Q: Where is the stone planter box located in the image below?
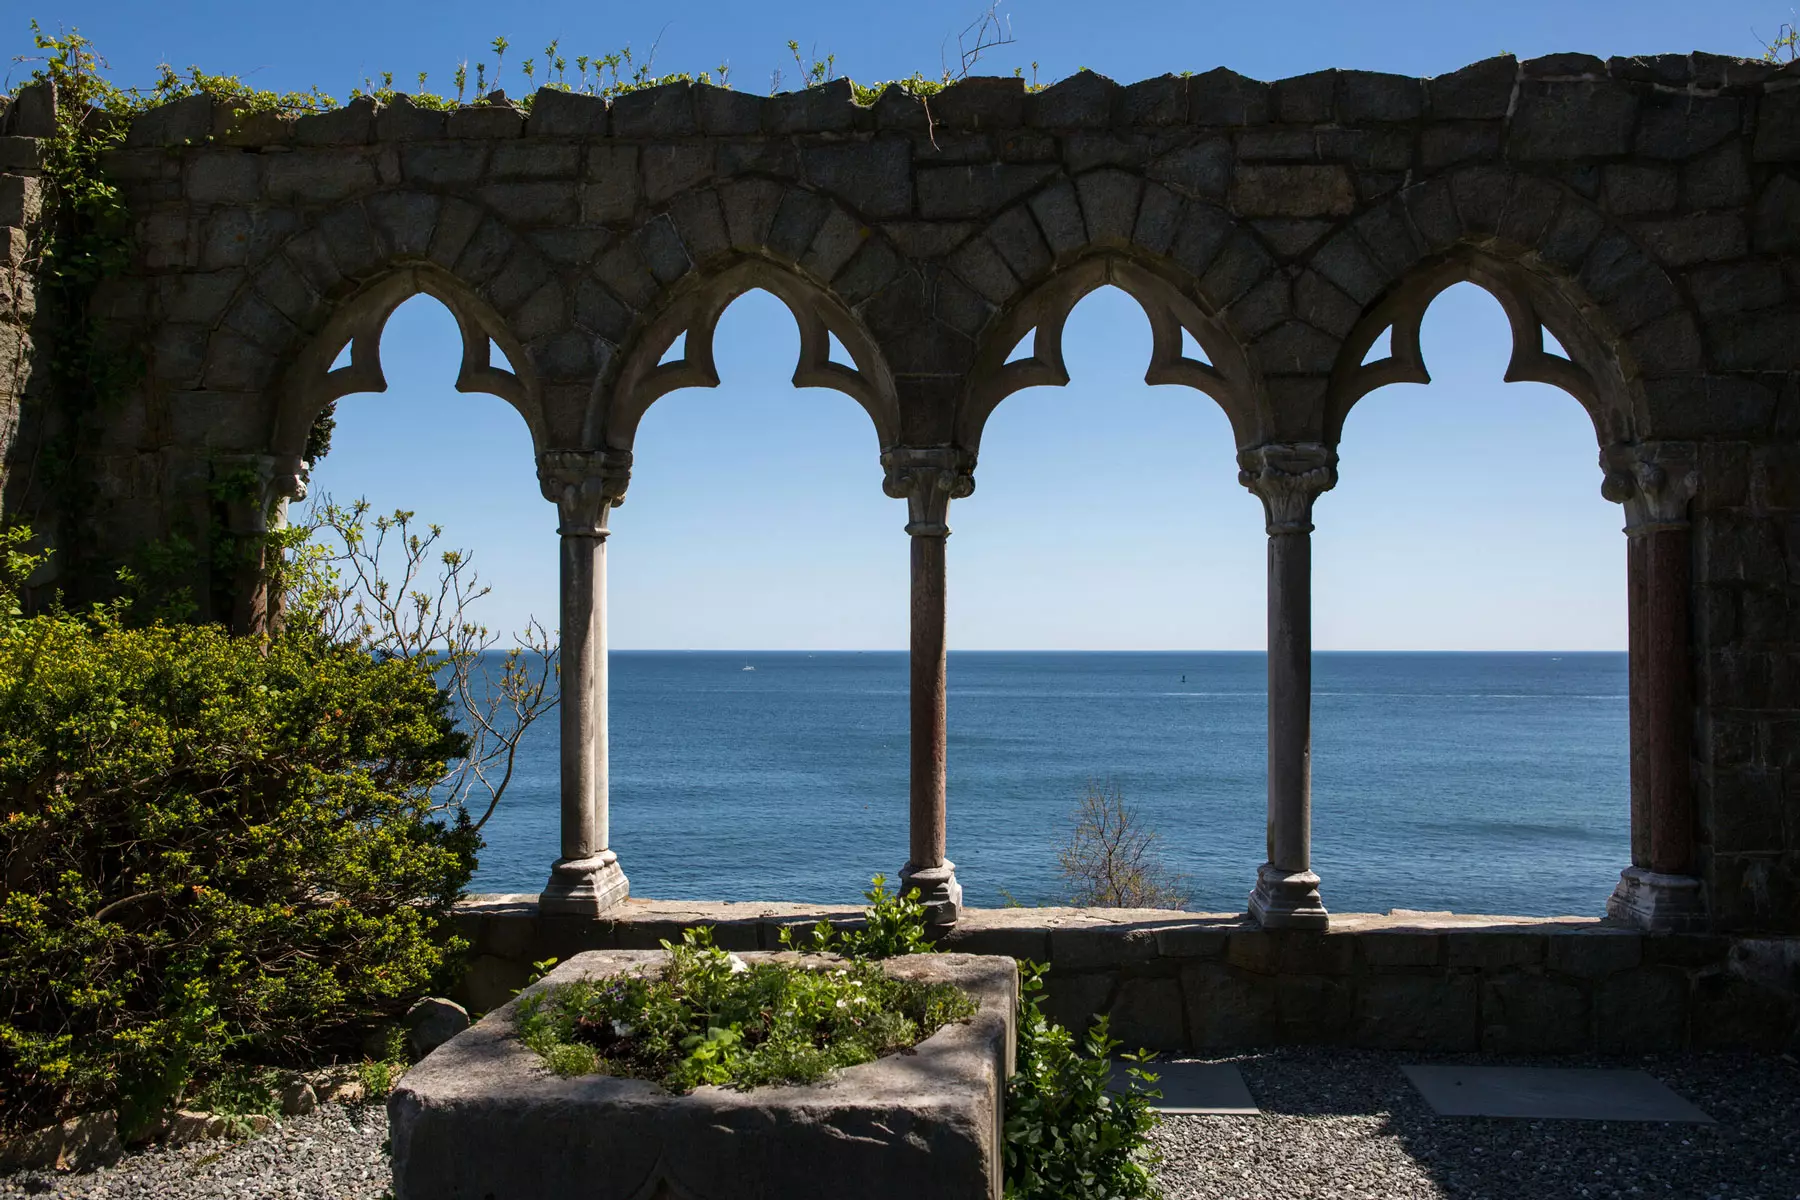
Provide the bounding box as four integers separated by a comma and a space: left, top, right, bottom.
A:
389, 950, 1018, 1200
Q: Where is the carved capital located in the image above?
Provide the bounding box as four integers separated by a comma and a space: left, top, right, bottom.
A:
1600, 441, 1698, 534
1238, 443, 1337, 535
538, 449, 633, 538
881, 446, 975, 537
213, 453, 309, 534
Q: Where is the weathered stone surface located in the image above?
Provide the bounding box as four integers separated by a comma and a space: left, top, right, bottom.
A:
1109, 977, 1186, 1049
391, 952, 1015, 1200
0, 1112, 123, 1174
1355, 977, 1478, 1050
279, 1077, 319, 1116
1231, 166, 1354, 218
1481, 975, 1587, 1053
405, 996, 471, 1058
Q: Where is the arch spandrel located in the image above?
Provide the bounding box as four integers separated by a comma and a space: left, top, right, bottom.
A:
594, 257, 901, 454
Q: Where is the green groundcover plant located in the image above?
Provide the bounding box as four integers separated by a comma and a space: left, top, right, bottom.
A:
516, 924, 978, 1092
0, 530, 478, 1137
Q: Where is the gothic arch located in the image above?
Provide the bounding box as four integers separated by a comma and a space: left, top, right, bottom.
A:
592, 257, 900, 452
955, 253, 1263, 453
209, 192, 555, 466
1318, 167, 1705, 448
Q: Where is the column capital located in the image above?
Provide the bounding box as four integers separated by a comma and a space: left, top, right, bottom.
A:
1238, 442, 1337, 535
212, 453, 309, 533
538, 448, 633, 538
882, 446, 975, 537
1601, 441, 1698, 534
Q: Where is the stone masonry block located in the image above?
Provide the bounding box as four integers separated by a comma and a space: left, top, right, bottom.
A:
373, 97, 448, 141
185, 153, 261, 205
764, 79, 857, 135
930, 78, 1026, 131
1026, 179, 1087, 257
1354, 976, 1478, 1050
263, 152, 378, 205
721, 178, 784, 250
1050, 925, 1160, 971
1426, 56, 1517, 120
1152, 924, 1230, 959
1594, 967, 1689, 1051
528, 89, 608, 137
1181, 963, 1276, 1048
1119, 76, 1187, 126
640, 144, 714, 206
1231, 165, 1354, 218
1546, 931, 1642, 978
1028, 71, 1116, 129
610, 82, 697, 139
293, 98, 375, 146
804, 139, 913, 220
126, 95, 214, 147
1108, 977, 1187, 1050
919, 163, 1056, 221
446, 105, 524, 139
946, 237, 1017, 306
583, 145, 640, 224
1337, 71, 1423, 123
695, 85, 764, 136
1754, 88, 1800, 162
1187, 68, 1271, 126
1507, 81, 1639, 161
1480, 975, 1588, 1053
1075, 168, 1142, 244
941, 922, 1050, 962
1360, 932, 1444, 970
800, 206, 867, 282
1446, 931, 1545, 970
1200, 231, 1275, 307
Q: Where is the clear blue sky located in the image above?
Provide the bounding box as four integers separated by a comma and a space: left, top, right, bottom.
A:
10, 2, 1782, 650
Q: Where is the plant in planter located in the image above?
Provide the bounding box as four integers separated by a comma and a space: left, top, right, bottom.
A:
514, 925, 978, 1092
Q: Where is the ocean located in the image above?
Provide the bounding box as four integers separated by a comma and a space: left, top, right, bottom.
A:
467, 651, 1629, 918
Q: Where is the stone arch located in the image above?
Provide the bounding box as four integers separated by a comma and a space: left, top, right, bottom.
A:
955, 252, 1263, 454
210, 191, 557, 465
1316, 167, 1705, 448
590, 256, 900, 453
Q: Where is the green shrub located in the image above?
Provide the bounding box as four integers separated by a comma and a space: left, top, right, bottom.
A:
517, 926, 977, 1093
0, 596, 478, 1134
776, 873, 938, 959
1004, 962, 1163, 1200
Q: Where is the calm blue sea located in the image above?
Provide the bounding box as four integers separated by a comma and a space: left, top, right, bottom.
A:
468, 652, 1628, 917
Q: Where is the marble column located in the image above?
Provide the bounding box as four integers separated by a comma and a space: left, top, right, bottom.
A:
215, 452, 308, 635
882, 446, 975, 924
1239, 443, 1337, 930
1603, 442, 1705, 930
537, 449, 633, 917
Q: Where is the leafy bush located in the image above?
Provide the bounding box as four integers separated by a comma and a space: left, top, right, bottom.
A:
1004, 963, 1163, 1200
516, 926, 976, 1092
0, 559, 478, 1134
777, 873, 938, 959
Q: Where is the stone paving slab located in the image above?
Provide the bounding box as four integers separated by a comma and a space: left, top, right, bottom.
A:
1123, 1062, 1261, 1115
1401, 1065, 1714, 1122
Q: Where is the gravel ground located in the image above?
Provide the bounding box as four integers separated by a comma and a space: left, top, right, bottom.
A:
5, 1050, 1796, 1199
0, 1104, 391, 1200
1151, 1049, 1800, 1200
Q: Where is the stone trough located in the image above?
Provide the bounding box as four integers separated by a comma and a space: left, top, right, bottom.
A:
389, 950, 1018, 1200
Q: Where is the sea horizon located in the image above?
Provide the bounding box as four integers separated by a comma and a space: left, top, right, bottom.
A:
468, 651, 1630, 918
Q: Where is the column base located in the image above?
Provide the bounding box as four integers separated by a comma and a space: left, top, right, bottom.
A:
539, 851, 630, 917
900, 860, 963, 925
1606, 865, 1706, 932
1248, 863, 1330, 930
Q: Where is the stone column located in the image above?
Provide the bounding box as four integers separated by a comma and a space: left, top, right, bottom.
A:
882, 446, 975, 924
537, 449, 633, 917
1603, 442, 1705, 930
1239, 443, 1337, 930
214, 453, 308, 635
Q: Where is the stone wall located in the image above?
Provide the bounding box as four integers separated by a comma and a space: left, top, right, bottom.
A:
451, 897, 1800, 1054
2, 52, 1798, 931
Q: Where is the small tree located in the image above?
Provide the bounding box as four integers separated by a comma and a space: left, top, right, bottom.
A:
1764, 19, 1798, 61
281, 496, 558, 833
1056, 781, 1189, 909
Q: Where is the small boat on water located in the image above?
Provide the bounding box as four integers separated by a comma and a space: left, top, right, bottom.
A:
742, 665, 756, 672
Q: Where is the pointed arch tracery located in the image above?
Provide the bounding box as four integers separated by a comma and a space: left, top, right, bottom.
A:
957, 254, 1263, 454
1325, 249, 1643, 449
271, 264, 546, 466
595, 258, 900, 452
